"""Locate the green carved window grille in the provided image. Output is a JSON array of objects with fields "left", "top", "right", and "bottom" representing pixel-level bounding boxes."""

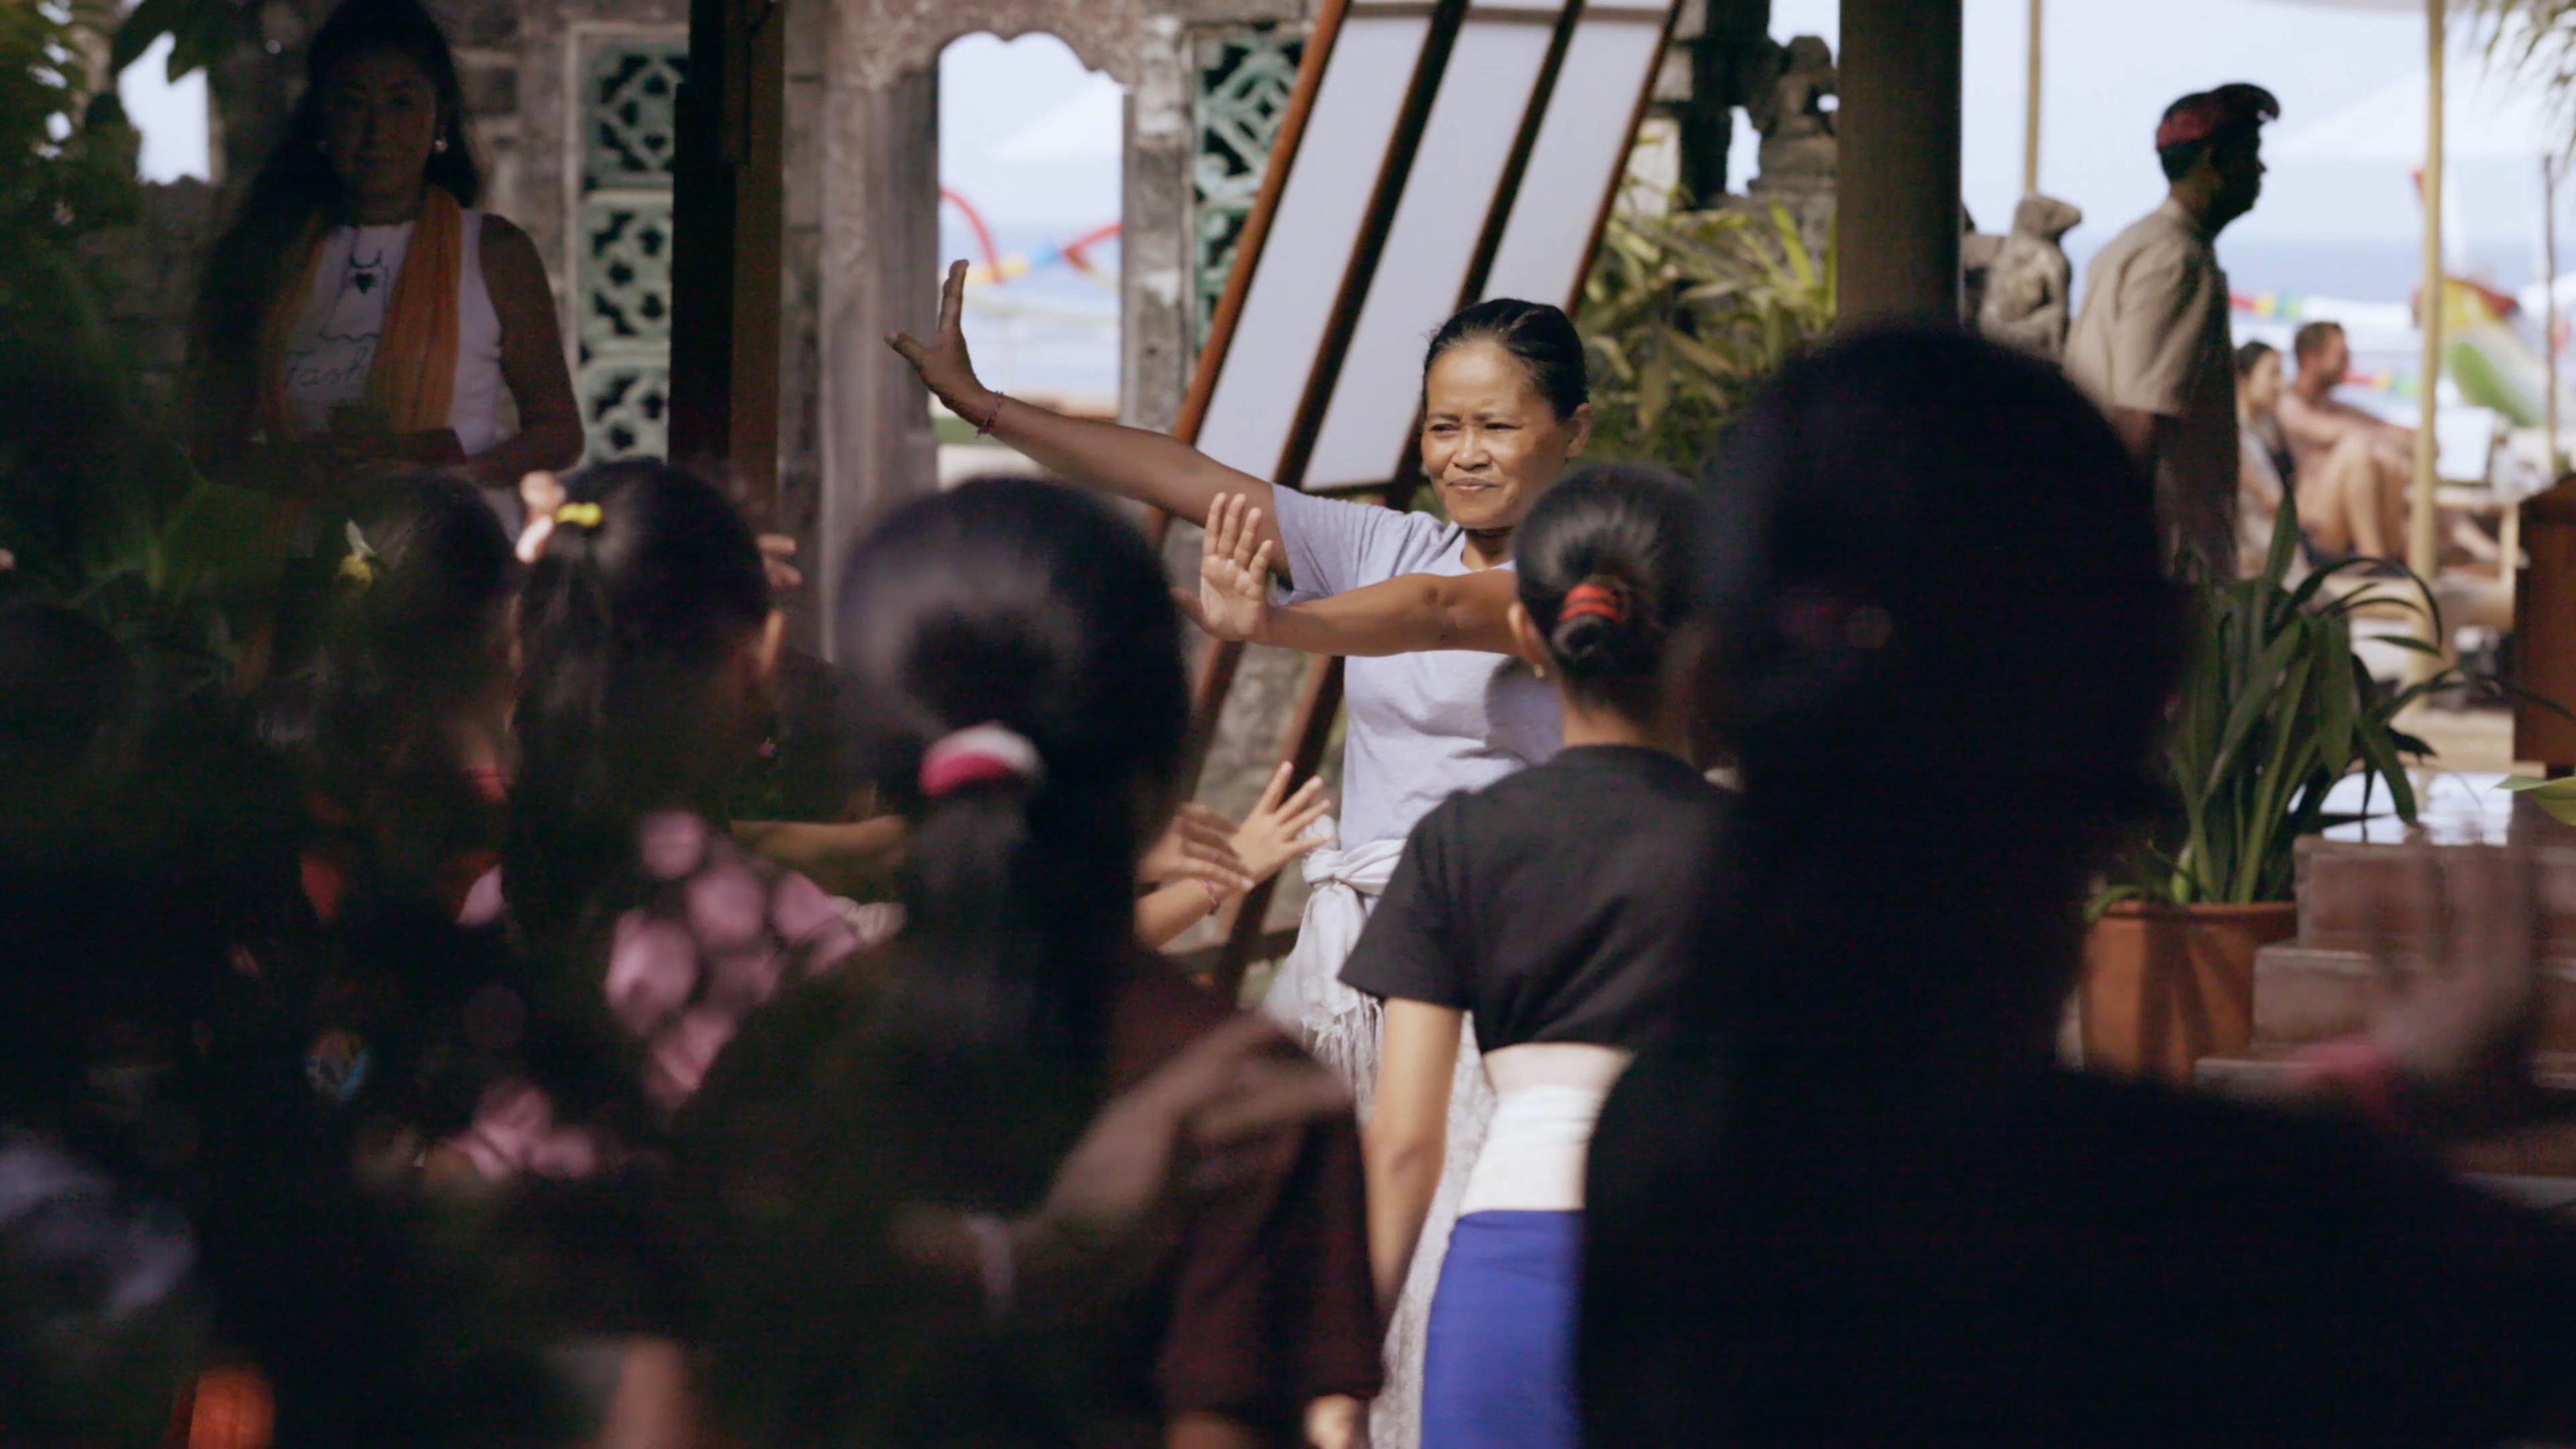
[
  {"left": 1191, "top": 24, "right": 1305, "bottom": 352},
  {"left": 577, "top": 36, "right": 686, "bottom": 462}
]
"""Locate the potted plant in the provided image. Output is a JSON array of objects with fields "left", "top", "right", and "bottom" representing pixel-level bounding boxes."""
[{"left": 2084, "top": 501, "right": 2451, "bottom": 1080}]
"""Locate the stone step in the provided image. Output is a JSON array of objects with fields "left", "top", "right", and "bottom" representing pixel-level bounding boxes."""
[
  {"left": 2291, "top": 833, "right": 2576, "bottom": 957},
  {"left": 2249, "top": 945, "right": 2576, "bottom": 1050}
]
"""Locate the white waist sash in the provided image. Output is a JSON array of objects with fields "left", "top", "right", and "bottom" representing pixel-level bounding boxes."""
[
  {"left": 1457, "top": 1042, "right": 1633, "bottom": 1215},
  {"left": 1259, "top": 819, "right": 1403, "bottom": 1106}
]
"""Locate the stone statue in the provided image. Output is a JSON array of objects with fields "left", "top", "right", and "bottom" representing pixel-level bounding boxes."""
[
  {"left": 1741, "top": 34, "right": 1836, "bottom": 191},
  {"left": 1961, "top": 205, "right": 2002, "bottom": 327},
  {"left": 1977, "top": 195, "right": 2085, "bottom": 360}
]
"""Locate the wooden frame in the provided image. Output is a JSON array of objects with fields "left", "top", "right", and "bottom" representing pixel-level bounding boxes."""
[{"left": 668, "top": 0, "right": 786, "bottom": 511}]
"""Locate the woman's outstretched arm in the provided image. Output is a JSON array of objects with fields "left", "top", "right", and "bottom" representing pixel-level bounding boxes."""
[
  {"left": 889, "top": 262, "right": 1292, "bottom": 572},
  {"left": 1176, "top": 494, "right": 1522, "bottom": 658}
]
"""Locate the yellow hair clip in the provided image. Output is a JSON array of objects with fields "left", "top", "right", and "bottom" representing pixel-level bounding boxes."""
[
  {"left": 337, "top": 520, "right": 378, "bottom": 588},
  {"left": 555, "top": 502, "right": 604, "bottom": 529}
]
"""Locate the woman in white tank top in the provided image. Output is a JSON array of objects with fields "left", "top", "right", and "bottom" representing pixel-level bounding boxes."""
[{"left": 194, "top": 0, "right": 582, "bottom": 519}]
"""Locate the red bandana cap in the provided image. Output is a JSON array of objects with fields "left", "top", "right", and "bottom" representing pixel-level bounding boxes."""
[{"left": 2155, "top": 83, "right": 2280, "bottom": 151}]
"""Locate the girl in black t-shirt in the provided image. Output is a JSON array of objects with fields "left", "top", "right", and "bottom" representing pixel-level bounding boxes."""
[{"left": 1316, "top": 465, "right": 1722, "bottom": 1449}]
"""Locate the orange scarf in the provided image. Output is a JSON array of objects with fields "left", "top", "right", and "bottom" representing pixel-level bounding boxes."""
[{"left": 256, "top": 186, "right": 465, "bottom": 441}]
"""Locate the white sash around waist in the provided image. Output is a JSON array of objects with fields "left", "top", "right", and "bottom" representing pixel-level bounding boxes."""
[
  {"left": 1457, "top": 1042, "right": 1633, "bottom": 1215},
  {"left": 1259, "top": 819, "right": 1403, "bottom": 1106}
]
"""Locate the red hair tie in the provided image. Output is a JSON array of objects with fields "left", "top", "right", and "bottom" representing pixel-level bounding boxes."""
[
  {"left": 920, "top": 723, "right": 1044, "bottom": 799},
  {"left": 1560, "top": 582, "right": 1626, "bottom": 625}
]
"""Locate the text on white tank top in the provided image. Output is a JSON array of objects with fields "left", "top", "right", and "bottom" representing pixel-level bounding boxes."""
[{"left": 277, "top": 209, "right": 507, "bottom": 457}]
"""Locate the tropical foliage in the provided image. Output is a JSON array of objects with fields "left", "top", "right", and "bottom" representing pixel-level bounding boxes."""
[
  {"left": 1, "top": 0, "right": 281, "bottom": 698},
  {"left": 1, "top": 0, "right": 141, "bottom": 319},
  {"left": 1574, "top": 196, "right": 1835, "bottom": 467},
  {"left": 2478, "top": 0, "right": 2576, "bottom": 123},
  {"left": 2100, "top": 502, "right": 2464, "bottom": 909}
]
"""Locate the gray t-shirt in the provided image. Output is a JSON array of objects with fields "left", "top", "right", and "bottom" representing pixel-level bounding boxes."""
[{"left": 1268, "top": 486, "right": 1562, "bottom": 849}]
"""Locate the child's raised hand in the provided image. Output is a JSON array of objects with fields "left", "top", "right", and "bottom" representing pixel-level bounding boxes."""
[{"left": 1228, "top": 762, "right": 1331, "bottom": 888}]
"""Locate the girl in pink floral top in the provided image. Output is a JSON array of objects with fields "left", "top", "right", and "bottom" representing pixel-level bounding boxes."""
[{"left": 443, "top": 462, "right": 877, "bottom": 1182}]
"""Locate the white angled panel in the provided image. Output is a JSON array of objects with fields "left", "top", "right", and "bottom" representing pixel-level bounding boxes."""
[
  {"left": 1478, "top": 3, "right": 1666, "bottom": 312},
  {"left": 1301, "top": 8, "right": 1559, "bottom": 491},
  {"left": 1195, "top": 13, "right": 1430, "bottom": 481}
]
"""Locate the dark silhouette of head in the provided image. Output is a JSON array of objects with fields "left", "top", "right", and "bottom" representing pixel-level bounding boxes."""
[{"left": 1691, "top": 327, "right": 2182, "bottom": 1057}]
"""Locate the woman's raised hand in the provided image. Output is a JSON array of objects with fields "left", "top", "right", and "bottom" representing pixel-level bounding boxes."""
[
  {"left": 1230, "top": 762, "right": 1332, "bottom": 887},
  {"left": 1176, "top": 493, "right": 1275, "bottom": 643},
  {"left": 885, "top": 260, "right": 991, "bottom": 418}
]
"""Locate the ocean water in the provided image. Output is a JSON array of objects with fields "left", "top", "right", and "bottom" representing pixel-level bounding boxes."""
[{"left": 2189, "top": 236, "right": 2546, "bottom": 305}]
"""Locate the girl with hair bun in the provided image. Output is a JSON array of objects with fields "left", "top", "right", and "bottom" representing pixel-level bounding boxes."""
[
  {"left": 684, "top": 478, "right": 1379, "bottom": 1449},
  {"left": 1203, "top": 466, "right": 1726, "bottom": 1449}
]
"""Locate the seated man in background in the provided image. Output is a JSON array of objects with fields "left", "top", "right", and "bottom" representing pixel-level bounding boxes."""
[{"left": 2277, "top": 320, "right": 2495, "bottom": 568}]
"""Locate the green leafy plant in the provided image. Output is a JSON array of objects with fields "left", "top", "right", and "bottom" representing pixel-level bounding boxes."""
[
  {"left": 0, "top": 287, "right": 286, "bottom": 698},
  {"left": 1, "top": 0, "right": 281, "bottom": 698},
  {"left": 2100, "top": 500, "right": 2470, "bottom": 909},
  {"left": 1576, "top": 195, "right": 1835, "bottom": 466},
  {"left": 1, "top": 0, "right": 142, "bottom": 319}
]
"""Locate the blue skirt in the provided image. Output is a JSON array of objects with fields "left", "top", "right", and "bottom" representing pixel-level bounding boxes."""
[{"left": 1419, "top": 1210, "right": 1583, "bottom": 1449}]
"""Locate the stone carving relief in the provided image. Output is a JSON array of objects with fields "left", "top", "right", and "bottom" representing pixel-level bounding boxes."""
[
  {"left": 1191, "top": 23, "right": 1305, "bottom": 347},
  {"left": 1977, "top": 194, "right": 2083, "bottom": 360},
  {"left": 1722, "top": 32, "right": 1835, "bottom": 262},
  {"left": 585, "top": 42, "right": 686, "bottom": 184},
  {"left": 573, "top": 31, "right": 686, "bottom": 462},
  {"left": 1740, "top": 33, "right": 1835, "bottom": 193}
]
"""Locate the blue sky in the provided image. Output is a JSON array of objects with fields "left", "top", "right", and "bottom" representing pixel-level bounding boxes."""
[{"left": 118, "top": 3, "right": 2571, "bottom": 262}]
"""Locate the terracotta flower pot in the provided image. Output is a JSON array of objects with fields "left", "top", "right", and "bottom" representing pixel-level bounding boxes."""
[{"left": 2080, "top": 902, "right": 2298, "bottom": 1083}]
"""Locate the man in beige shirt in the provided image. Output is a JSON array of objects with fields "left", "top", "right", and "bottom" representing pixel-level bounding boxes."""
[{"left": 2064, "top": 83, "right": 2277, "bottom": 580}]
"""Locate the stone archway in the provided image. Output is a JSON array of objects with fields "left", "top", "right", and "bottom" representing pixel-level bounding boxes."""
[
  {"left": 796, "top": 0, "right": 1307, "bottom": 659},
  {"left": 796, "top": 0, "right": 1145, "bottom": 658}
]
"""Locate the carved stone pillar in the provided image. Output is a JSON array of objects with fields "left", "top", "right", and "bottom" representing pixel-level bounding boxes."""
[
  {"left": 1124, "top": 11, "right": 1195, "bottom": 433},
  {"left": 814, "top": 62, "right": 938, "bottom": 659}
]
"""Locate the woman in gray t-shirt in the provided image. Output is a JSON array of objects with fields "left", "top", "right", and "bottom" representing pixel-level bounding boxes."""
[{"left": 895, "top": 266, "right": 1595, "bottom": 1446}]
